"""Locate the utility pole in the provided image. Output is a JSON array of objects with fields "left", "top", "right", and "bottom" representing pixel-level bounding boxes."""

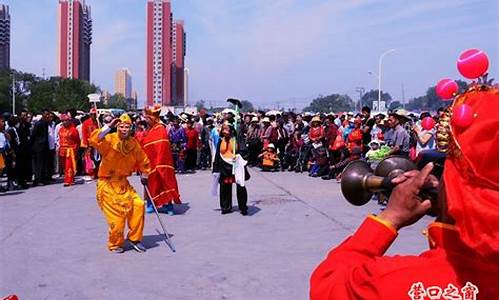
[
  {"left": 355, "top": 87, "right": 365, "bottom": 112},
  {"left": 401, "top": 83, "right": 406, "bottom": 109},
  {"left": 12, "top": 74, "right": 15, "bottom": 115}
]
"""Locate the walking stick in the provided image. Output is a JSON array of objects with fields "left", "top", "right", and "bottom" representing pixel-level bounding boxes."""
[{"left": 143, "top": 184, "right": 177, "bottom": 253}]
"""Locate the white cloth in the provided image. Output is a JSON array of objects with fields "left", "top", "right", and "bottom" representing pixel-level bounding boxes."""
[
  {"left": 234, "top": 154, "right": 248, "bottom": 187},
  {"left": 98, "top": 125, "right": 111, "bottom": 139},
  {"left": 48, "top": 122, "right": 56, "bottom": 150},
  {"left": 55, "top": 123, "right": 62, "bottom": 150},
  {"left": 211, "top": 173, "right": 220, "bottom": 197},
  {"left": 0, "top": 132, "right": 8, "bottom": 150}
]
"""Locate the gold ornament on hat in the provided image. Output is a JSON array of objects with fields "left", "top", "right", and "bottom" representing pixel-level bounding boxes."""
[{"left": 118, "top": 113, "right": 132, "bottom": 125}]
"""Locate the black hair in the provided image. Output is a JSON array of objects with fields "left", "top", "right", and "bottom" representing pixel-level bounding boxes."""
[
  {"left": 68, "top": 108, "right": 77, "bottom": 118},
  {"left": 8, "top": 115, "right": 19, "bottom": 127},
  {"left": 361, "top": 106, "right": 371, "bottom": 114}
]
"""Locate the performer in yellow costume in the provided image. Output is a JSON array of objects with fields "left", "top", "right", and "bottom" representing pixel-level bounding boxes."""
[{"left": 89, "top": 113, "right": 152, "bottom": 253}]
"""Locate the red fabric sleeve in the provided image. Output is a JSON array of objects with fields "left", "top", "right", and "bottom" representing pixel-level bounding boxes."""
[{"left": 310, "top": 216, "right": 397, "bottom": 300}]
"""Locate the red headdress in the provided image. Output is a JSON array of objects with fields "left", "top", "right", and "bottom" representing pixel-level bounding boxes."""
[
  {"left": 144, "top": 104, "right": 162, "bottom": 123},
  {"left": 442, "top": 82, "right": 498, "bottom": 260}
]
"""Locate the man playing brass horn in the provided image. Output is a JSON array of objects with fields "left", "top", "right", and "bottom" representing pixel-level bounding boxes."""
[{"left": 310, "top": 84, "right": 498, "bottom": 299}]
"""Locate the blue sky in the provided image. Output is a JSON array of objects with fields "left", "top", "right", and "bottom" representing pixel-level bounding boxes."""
[{"left": 5, "top": 0, "right": 499, "bottom": 109}]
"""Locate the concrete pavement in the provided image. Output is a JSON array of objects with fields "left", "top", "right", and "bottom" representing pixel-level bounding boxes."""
[{"left": 0, "top": 168, "right": 432, "bottom": 300}]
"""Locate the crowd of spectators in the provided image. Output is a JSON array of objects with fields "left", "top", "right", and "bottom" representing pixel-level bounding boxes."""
[{"left": 0, "top": 105, "right": 446, "bottom": 192}]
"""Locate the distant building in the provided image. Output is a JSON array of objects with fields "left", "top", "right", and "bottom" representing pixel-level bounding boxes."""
[
  {"left": 146, "top": 0, "right": 173, "bottom": 107},
  {"left": 172, "top": 19, "right": 186, "bottom": 106},
  {"left": 128, "top": 90, "right": 138, "bottom": 110},
  {"left": 114, "top": 68, "right": 132, "bottom": 98},
  {"left": 183, "top": 67, "right": 189, "bottom": 107},
  {"left": 57, "top": 0, "right": 92, "bottom": 81},
  {"left": 102, "top": 90, "right": 111, "bottom": 106},
  {"left": 0, "top": 5, "right": 10, "bottom": 71}
]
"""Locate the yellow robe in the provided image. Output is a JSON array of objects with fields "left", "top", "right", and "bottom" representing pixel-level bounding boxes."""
[{"left": 89, "top": 128, "right": 152, "bottom": 250}]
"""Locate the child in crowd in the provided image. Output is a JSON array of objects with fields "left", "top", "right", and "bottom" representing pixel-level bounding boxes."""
[{"left": 259, "top": 144, "right": 280, "bottom": 172}]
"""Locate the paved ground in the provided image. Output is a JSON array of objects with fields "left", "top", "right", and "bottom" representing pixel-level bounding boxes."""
[{"left": 0, "top": 168, "right": 432, "bottom": 300}]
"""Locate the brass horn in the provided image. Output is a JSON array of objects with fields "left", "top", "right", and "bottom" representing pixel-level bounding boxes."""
[{"left": 340, "top": 157, "right": 418, "bottom": 206}]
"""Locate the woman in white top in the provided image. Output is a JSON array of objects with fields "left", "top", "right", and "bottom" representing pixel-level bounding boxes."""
[{"left": 412, "top": 116, "right": 435, "bottom": 156}]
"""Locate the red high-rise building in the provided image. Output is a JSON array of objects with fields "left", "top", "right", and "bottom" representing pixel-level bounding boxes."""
[
  {"left": 172, "top": 20, "right": 186, "bottom": 106},
  {"left": 57, "top": 0, "right": 92, "bottom": 81},
  {"left": 146, "top": 0, "right": 173, "bottom": 107}
]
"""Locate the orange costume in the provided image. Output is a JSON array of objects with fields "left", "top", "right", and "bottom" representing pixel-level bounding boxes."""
[
  {"left": 310, "top": 85, "right": 499, "bottom": 299},
  {"left": 58, "top": 115, "right": 80, "bottom": 186},
  {"left": 140, "top": 106, "right": 181, "bottom": 207},
  {"left": 88, "top": 114, "right": 152, "bottom": 251}
]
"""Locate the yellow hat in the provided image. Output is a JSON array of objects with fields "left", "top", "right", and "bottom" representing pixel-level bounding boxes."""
[
  {"left": 118, "top": 113, "right": 132, "bottom": 125},
  {"left": 311, "top": 116, "right": 321, "bottom": 123}
]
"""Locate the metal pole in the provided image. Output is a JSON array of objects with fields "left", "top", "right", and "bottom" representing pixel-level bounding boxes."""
[
  {"left": 12, "top": 75, "right": 15, "bottom": 115},
  {"left": 143, "top": 184, "right": 176, "bottom": 253},
  {"left": 356, "top": 87, "right": 365, "bottom": 112},
  {"left": 378, "top": 49, "right": 396, "bottom": 112}
]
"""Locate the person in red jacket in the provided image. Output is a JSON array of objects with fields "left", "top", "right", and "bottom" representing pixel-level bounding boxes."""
[
  {"left": 140, "top": 106, "right": 181, "bottom": 216},
  {"left": 310, "top": 84, "right": 499, "bottom": 300},
  {"left": 184, "top": 120, "right": 199, "bottom": 173},
  {"left": 58, "top": 113, "right": 80, "bottom": 186},
  {"left": 81, "top": 108, "right": 99, "bottom": 179},
  {"left": 347, "top": 117, "right": 363, "bottom": 153}
]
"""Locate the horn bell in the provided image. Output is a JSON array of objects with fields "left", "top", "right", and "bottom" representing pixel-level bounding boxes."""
[{"left": 341, "top": 160, "right": 374, "bottom": 206}]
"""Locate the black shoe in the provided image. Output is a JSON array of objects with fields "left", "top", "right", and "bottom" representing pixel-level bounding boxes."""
[
  {"left": 240, "top": 210, "right": 248, "bottom": 216},
  {"left": 221, "top": 209, "right": 232, "bottom": 215},
  {"left": 129, "top": 241, "right": 147, "bottom": 253},
  {"left": 110, "top": 247, "right": 124, "bottom": 254}
]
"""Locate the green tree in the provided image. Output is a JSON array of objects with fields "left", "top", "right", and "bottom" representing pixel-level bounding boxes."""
[
  {"left": 240, "top": 100, "right": 254, "bottom": 112},
  {"left": 0, "top": 69, "right": 39, "bottom": 113},
  {"left": 361, "top": 89, "right": 392, "bottom": 109},
  {"left": 388, "top": 101, "right": 402, "bottom": 110},
  {"left": 105, "top": 93, "right": 129, "bottom": 110},
  {"left": 406, "top": 80, "right": 468, "bottom": 111},
  {"left": 303, "top": 94, "right": 354, "bottom": 113},
  {"left": 195, "top": 100, "right": 206, "bottom": 111}
]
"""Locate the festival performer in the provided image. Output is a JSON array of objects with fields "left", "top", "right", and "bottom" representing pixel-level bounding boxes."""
[
  {"left": 140, "top": 106, "right": 181, "bottom": 216},
  {"left": 81, "top": 108, "right": 99, "bottom": 179},
  {"left": 88, "top": 113, "right": 151, "bottom": 253},
  {"left": 58, "top": 113, "right": 80, "bottom": 186},
  {"left": 212, "top": 122, "right": 250, "bottom": 215},
  {"left": 310, "top": 83, "right": 499, "bottom": 299}
]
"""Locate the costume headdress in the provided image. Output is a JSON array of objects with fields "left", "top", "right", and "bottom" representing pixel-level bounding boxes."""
[
  {"left": 437, "top": 49, "right": 498, "bottom": 259},
  {"left": 118, "top": 113, "right": 132, "bottom": 125},
  {"left": 144, "top": 104, "right": 161, "bottom": 122}
]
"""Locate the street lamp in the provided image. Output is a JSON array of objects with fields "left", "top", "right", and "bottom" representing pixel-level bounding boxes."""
[{"left": 377, "top": 48, "right": 396, "bottom": 112}]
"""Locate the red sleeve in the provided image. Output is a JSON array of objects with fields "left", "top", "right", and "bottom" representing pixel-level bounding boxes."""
[
  {"left": 310, "top": 216, "right": 398, "bottom": 300},
  {"left": 72, "top": 127, "right": 81, "bottom": 149}
]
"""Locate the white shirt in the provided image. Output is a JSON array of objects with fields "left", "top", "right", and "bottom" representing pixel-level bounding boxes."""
[{"left": 55, "top": 123, "right": 63, "bottom": 149}]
